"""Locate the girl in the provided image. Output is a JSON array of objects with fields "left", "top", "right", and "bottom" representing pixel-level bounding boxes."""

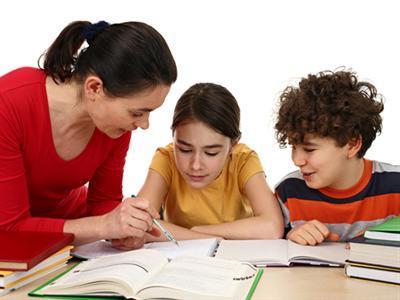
[{"left": 138, "top": 83, "right": 283, "bottom": 241}]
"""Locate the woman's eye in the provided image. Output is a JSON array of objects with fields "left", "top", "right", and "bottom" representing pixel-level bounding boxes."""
[{"left": 131, "top": 112, "right": 143, "bottom": 118}]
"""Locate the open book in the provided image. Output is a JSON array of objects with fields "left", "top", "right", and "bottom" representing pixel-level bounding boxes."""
[
  {"left": 214, "top": 239, "right": 349, "bottom": 266},
  {"left": 30, "top": 249, "right": 262, "bottom": 300},
  {"left": 72, "top": 238, "right": 219, "bottom": 260}
]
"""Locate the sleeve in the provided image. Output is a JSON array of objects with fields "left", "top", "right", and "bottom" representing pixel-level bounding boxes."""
[
  {"left": 86, "top": 132, "right": 132, "bottom": 216},
  {"left": 0, "top": 96, "right": 65, "bottom": 232},
  {"left": 148, "top": 145, "right": 173, "bottom": 186},
  {"left": 275, "top": 182, "right": 291, "bottom": 228},
  {"left": 237, "top": 147, "right": 265, "bottom": 193}
]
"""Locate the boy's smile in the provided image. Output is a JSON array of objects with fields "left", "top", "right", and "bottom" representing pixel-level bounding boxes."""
[{"left": 292, "top": 134, "right": 364, "bottom": 190}]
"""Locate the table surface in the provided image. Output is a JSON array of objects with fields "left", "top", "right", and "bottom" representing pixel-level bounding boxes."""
[{"left": 2, "top": 264, "right": 399, "bottom": 300}]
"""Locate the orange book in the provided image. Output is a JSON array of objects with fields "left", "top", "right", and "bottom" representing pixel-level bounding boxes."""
[{"left": 0, "top": 231, "right": 74, "bottom": 271}]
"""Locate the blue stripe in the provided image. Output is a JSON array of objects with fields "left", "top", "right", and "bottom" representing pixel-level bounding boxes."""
[{"left": 276, "top": 171, "right": 400, "bottom": 204}]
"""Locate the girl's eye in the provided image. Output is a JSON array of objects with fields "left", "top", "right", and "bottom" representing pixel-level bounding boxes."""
[
  {"left": 205, "top": 152, "right": 219, "bottom": 156},
  {"left": 178, "top": 147, "right": 192, "bottom": 153}
]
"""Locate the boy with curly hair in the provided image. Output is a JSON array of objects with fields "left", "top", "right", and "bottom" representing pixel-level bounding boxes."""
[{"left": 274, "top": 69, "right": 400, "bottom": 246}]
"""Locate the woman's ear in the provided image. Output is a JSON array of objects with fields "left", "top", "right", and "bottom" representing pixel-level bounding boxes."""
[
  {"left": 347, "top": 136, "right": 362, "bottom": 158},
  {"left": 84, "top": 76, "right": 103, "bottom": 102}
]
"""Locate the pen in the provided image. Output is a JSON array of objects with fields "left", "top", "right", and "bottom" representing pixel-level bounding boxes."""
[{"left": 131, "top": 195, "right": 179, "bottom": 247}]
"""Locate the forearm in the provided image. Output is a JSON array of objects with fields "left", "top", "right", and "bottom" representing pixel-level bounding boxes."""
[
  {"left": 63, "top": 215, "right": 106, "bottom": 245},
  {"left": 192, "top": 216, "right": 284, "bottom": 240},
  {"left": 145, "top": 220, "right": 219, "bottom": 243}
]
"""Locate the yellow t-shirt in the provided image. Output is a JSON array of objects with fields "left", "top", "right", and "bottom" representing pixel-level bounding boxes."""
[{"left": 149, "top": 143, "right": 264, "bottom": 228}]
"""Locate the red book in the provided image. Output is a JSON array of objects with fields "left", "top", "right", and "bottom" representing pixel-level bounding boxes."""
[{"left": 0, "top": 231, "right": 74, "bottom": 271}]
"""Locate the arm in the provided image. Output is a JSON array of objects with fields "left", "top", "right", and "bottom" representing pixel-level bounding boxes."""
[
  {"left": 64, "top": 196, "right": 159, "bottom": 245},
  {"left": 66, "top": 133, "right": 159, "bottom": 246},
  {"left": 137, "top": 169, "right": 219, "bottom": 241},
  {"left": 191, "top": 172, "right": 284, "bottom": 239}
]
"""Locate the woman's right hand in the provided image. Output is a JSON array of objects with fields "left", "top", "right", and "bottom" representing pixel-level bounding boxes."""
[{"left": 102, "top": 196, "right": 160, "bottom": 240}]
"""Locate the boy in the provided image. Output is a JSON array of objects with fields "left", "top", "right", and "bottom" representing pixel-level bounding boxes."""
[{"left": 274, "top": 69, "right": 400, "bottom": 246}]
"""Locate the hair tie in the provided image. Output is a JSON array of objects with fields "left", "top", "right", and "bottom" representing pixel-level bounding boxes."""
[{"left": 82, "top": 21, "right": 110, "bottom": 45}]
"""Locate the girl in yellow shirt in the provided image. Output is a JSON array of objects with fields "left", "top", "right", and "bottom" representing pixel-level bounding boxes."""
[{"left": 138, "top": 83, "right": 283, "bottom": 241}]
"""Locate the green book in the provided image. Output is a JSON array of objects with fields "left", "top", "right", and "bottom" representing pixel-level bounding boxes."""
[{"left": 364, "top": 217, "right": 400, "bottom": 242}]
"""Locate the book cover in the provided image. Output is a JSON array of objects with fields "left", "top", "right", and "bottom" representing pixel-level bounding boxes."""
[
  {"left": 364, "top": 217, "right": 400, "bottom": 242},
  {"left": 0, "top": 231, "right": 74, "bottom": 271}
]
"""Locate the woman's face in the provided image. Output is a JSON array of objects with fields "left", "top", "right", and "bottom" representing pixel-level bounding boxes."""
[
  {"left": 87, "top": 83, "right": 170, "bottom": 139},
  {"left": 173, "top": 120, "right": 233, "bottom": 189}
]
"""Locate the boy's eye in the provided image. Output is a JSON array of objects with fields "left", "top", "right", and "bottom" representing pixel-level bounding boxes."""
[
  {"left": 205, "top": 152, "right": 219, "bottom": 157},
  {"left": 304, "top": 148, "right": 315, "bottom": 153}
]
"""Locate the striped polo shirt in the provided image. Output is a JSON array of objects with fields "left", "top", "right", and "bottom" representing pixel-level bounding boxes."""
[{"left": 275, "top": 159, "right": 400, "bottom": 241}]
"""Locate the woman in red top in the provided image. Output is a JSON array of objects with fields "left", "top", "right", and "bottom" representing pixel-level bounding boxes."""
[{"left": 0, "top": 20, "right": 177, "bottom": 249}]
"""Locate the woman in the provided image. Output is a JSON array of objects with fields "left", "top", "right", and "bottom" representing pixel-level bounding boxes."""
[
  {"left": 0, "top": 20, "right": 177, "bottom": 249},
  {"left": 138, "top": 83, "right": 283, "bottom": 241}
]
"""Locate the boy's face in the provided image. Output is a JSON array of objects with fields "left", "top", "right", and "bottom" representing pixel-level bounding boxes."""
[
  {"left": 173, "top": 120, "right": 232, "bottom": 189},
  {"left": 291, "top": 134, "right": 357, "bottom": 190}
]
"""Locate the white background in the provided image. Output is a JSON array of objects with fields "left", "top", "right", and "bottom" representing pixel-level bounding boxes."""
[{"left": 1, "top": 0, "right": 399, "bottom": 196}]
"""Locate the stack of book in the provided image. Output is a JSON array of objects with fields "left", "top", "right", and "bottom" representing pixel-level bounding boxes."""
[
  {"left": 0, "top": 231, "right": 74, "bottom": 296},
  {"left": 345, "top": 217, "right": 400, "bottom": 285}
]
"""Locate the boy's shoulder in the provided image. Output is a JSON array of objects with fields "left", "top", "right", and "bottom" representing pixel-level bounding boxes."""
[
  {"left": 275, "top": 169, "right": 303, "bottom": 189},
  {"left": 372, "top": 160, "right": 400, "bottom": 173}
]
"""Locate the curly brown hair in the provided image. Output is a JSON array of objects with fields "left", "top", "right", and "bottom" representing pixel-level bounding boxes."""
[{"left": 275, "top": 70, "right": 384, "bottom": 158}]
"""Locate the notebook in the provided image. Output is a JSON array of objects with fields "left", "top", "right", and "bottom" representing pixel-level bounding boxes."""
[
  {"left": 30, "top": 249, "right": 263, "bottom": 300},
  {"left": 72, "top": 238, "right": 219, "bottom": 260},
  {"left": 214, "top": 239, "right": 349, "bottom": 266},
  {"left": 0, "top": 231, "right": 74, "bottom": 271}
]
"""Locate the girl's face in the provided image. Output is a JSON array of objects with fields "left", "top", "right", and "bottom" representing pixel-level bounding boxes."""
[
  {"left": 173, "top": 119, "right": 233, "bottom": 189},
  {"left": 87, "top": 83, "right": 170, "bottom": 139}
]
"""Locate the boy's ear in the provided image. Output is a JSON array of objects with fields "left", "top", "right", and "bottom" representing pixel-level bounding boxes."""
[
  {"left": 347, "top": 136, "right": 362, "bottom": 158},
  {"left": 84, "top": 76, "right": 103, "bottom": 101}
]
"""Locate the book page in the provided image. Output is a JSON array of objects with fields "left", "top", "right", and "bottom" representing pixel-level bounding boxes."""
[
  {"left": 287, "top": 241, "right": 349, "bottom": 265},
  {"left": 138, "top": 256, "right": 257, "bottom": 300},
  {"left": 41, "top": 249, "right": 168, "bottom": 297},
  {"left": 214, "top": 239, "right": 289, "bottom": 266},
  {"left": 72, "top": 238, "right": 218, "bottom": 260},
  {"left": 144, "top": 238, "right": 219, "bottom": 258}
]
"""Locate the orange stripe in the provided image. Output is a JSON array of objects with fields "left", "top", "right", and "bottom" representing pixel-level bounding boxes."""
[
  {"left": 287, "top": 193, "right": 400, "bottom": 223},
  {"left": 319, "top": 159, "right": 372, "bottom": 198}
]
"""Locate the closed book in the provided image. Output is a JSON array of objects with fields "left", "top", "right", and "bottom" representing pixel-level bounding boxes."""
[
  {"left": 345, "top": 263, "right": 400, "bottom": 285},
  {"left": 364, "top": 217, "right": 400, "bottom": 242},
  {"left": 348, "top": 236, "right": 400, "bottom": 269},
  {"left": 0, "top": 246, "right": 72, "bottom": 287},
  {"left": 0, "top": 231, "right": 74, "bottom": 271}
]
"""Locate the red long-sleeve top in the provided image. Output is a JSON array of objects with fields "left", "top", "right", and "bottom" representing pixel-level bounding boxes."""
[{"left": 0, "top": 68, "right": 131, "bottom": 232}]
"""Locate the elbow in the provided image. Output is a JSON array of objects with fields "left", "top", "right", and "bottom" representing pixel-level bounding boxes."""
[{"left": 256, "top": 218, "right": 284, "bottom": 239}]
